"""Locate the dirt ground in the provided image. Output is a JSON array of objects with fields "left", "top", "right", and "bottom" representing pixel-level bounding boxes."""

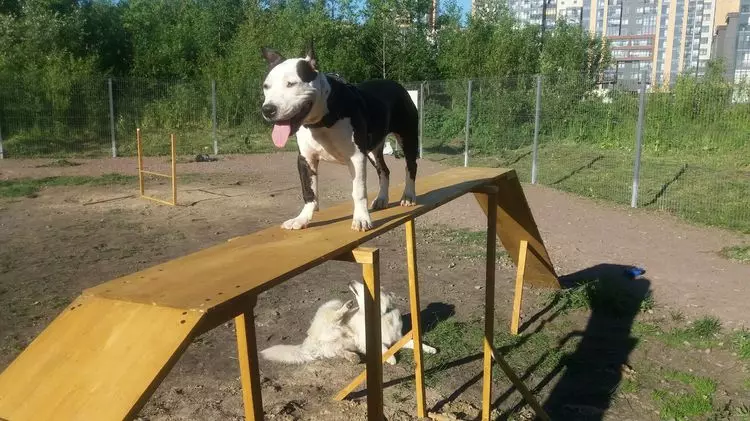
[{"left": 1, "top": 153, "right": 749, "bottom": 420}]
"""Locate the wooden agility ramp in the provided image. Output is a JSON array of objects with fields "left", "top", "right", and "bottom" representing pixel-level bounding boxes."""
[{"left": 0, "top": 167, "right": 559, "bottom": 421}]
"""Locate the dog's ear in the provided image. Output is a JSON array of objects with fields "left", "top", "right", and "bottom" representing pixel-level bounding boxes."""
[
  {"left": 297, "top": 40, "right": 318, "bottom": 83},
  {"left": 261, "top": 47, "right": 285, "bottom": 70},
  {"left": 304, "top": 39, "right": 318, "bottom": 70}
]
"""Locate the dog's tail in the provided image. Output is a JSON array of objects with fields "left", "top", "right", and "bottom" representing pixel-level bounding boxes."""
[{"left": 260, "top": 344, "right": 316, "bottom": 364}]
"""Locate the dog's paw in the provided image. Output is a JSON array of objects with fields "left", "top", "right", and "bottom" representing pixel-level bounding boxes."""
[
  {"left": 400, "top": 193, "right": 416, "bottom": 207},
  {"left": 422, "top": 344, "right": 438, "bottom": 354},
  {"left": 385, "top": 355, "right": 397, "bottom": 365},
  {"left": 351, "top": 215, "right": 372, "bottom": 232},
  {"left": 281, "top": 217, "right": 309, "bottom": 230},
  {"left": 370, "top": 196, "right": 389, "bottom": 210}
]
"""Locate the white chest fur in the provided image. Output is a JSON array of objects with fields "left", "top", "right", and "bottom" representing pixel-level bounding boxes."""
[{"left": 296, "top": 118, "right": 357, "bottom": 164}]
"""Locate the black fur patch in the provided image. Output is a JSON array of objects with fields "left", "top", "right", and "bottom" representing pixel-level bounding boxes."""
[
  {"left": 297, "top": 154, "right": 316, "bottom": 203},
  {"left": 296, "top": 60, "right": 317, "bottom": 83}
]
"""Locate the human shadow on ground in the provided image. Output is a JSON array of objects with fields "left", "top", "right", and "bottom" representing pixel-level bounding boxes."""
[{"left": 493, "top": 263, "right": 651, "bottom": 421}]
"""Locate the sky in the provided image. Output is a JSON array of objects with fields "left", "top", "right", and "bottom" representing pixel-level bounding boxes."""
[{"left": 457, "top": 0, "right": 472, "bottom": 17}]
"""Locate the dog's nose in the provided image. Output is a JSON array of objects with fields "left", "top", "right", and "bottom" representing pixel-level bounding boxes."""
[{"left": 261, "top": 104, "right": 278, "bottom": 119}]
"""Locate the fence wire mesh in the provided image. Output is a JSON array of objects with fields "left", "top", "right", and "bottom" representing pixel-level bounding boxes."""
[{"left": 0, "top": 72, "right": 748, "bottom": 233}]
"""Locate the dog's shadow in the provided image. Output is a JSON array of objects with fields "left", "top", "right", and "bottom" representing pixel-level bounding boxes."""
[{"left": 401, "top": 302, "right": 456, "bottom": 339}]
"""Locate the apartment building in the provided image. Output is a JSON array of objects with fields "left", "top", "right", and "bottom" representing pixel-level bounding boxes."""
[
  {"left": 489, "top": 0, "right": 721, "bottom": 87},
  {"left": 712, "top": 0, "right": 750, "bottom": 82}
]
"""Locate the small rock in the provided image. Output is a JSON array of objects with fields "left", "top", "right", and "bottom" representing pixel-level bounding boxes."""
[
  {"left": 474, "top": 285, "right": 483, "bottom": 290},
  {"left": 449, "top": 262, "right": 456, "bottom": 268}
]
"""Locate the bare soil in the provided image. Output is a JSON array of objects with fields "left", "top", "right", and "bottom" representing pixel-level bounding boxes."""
[{"left": 0, "top": 153, "right": 748, "bottom": 420}]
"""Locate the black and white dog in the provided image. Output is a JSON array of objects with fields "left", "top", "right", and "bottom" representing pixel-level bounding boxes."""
[{"left": 260, "top": 42, "right": 419, "bottom": 232}]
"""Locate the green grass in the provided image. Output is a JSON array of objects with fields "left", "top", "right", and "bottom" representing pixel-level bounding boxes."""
[
  {"left": 546, "top": 278, "right": 654, "bottom": 317},
  {"left": 0, "top": 174, "right": 137, "bottom": 198},
  {"left": 652, "top": 370, "right": 717, "bottom": 420},
  {"left": 421, "top": 225, "right": 511, "bottom": 264},
  {"left": 720, "top": 245, "right": 750, "bottom": 264},
  {"left": 430, "top": 142, "right": 750, "bottom": 234},
  {"left": 731, "top": 330, "right": 750, "bottom": 360},
  {"left": 411, "top": 316, "right": 562, "bottom": 387},
  {"left": 663, "top": 317, "right": 722, "bottom": 349}
]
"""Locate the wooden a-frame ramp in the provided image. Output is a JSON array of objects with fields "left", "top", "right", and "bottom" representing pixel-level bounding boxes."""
[{"left": 0, "top": 167, "right": 559, "bottom": 421}]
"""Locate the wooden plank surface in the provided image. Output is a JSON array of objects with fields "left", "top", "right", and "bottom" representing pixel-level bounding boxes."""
[
  {"left": 85, "top": 167, "right": 523, "bottom": 313},
  {"left": 0, "top": 296, "right": 202, "bottom": 421},
  {"left": 474, "top": 173, "right": 559, "bottom": 289}
]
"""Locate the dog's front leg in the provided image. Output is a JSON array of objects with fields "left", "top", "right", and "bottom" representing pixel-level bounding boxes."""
[
  {"left": 282, "top": 154, "right": 319, "bottom": 230},
  {"left": 348, "top": 153, "right": 372, "bottom": 231}
]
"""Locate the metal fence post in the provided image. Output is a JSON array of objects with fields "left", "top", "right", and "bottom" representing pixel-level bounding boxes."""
[
  {"left": 531, "top": 74, "right": 542, "bottom": 184},
  {"left": 631, "top": 71, "right": 648, "bottom": 208},
  {"left": 212, "top": 79, "right": 218, "bottom": 155},
  {"left": 108, "top": 78, "right": 117, "bottom": 158},
  {"left": 464, "top": 79, "right": 473, "bottom": 168},
  {"left": 0, "top": 120, "right": 4, "bottom": 159},
  {"left": 419, "top": 81, "right": 424, "bottom": 159}
]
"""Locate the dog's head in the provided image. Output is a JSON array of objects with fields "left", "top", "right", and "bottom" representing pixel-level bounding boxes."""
[
  {"left": 348, "top": 280, "right": 393, "bottom": 315},
  {"left": 260, "top": 40, "right": 323, "bottom": 148}
]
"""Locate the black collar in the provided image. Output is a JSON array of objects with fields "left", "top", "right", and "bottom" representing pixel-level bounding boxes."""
[
  {"left": 303, "top": 111, "right": 338, "bottom": 129},
  {"left": 303, "top": 73, "right": 346, "bottom": 129}
]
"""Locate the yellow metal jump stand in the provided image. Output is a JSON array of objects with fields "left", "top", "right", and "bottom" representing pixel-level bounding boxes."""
[{"left": 136, "top": 128, "right": 177, "bottom": 206}]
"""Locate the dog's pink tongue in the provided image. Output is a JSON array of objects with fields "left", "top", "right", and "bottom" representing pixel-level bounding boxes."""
[{"left": 272, "top": 123, "right": 292, "bottom": 148}]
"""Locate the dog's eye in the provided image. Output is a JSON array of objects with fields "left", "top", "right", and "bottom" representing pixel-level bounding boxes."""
[{"left": 286, "top": 81, "right": 297, "bottom": 87}]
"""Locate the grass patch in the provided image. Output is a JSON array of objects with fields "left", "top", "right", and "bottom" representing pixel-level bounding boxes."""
[
  {"left": 719, "top": 245, "right": 750, "bottom": 264},
  {"left": 652, "top": 370, "right": 717, "bottom": 420},
  {"left": 0, "top": 174, "right": 137, "bottom": 198},
  {"left": 547, "top": 278, "right": 653, "bottom": 317},
  {"left": 662, "top": 317, "right": 722, "bottom": 349},
  {"left": 730, "top": 330, "right": 750, "bottom": 360},
  {"left": 433, "top": 142, "right": 750, "bottom": 233},
  {"left": 413, "top": 316, "right": 563, "bottom": 387},
  {"left": 421, "top": 225, "right": 510, "bottom": 264},
  {"left": 35, "top": 158, "right": 82, "bottom": 168}
]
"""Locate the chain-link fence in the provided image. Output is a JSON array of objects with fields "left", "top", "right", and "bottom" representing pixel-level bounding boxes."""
[{"left": 1, "top": 73, "right": 749, "bottom": 233}]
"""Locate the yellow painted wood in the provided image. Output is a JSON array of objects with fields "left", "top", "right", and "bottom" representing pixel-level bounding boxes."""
[
  {"left": 139, "top": 170, "right": 172, "bottom": 178},
  {"left": 510, "top": 240, "right": 529, "bottom": 335},
  {"left": 0, "top": 296, "right": 201, "bottom": 421},
  {"left": 170, "top": 133, "right": 177, "bottom": 206},
  {"left": 361, "top": 248, "right": 384, "bottom": 421},
  {"left": 333, "top": 331, "right": 414, "bottom": 401},
  {"left": 235, "top": 297, "right": 264, "bottom": 421},
  {"left": 0, "top": 166, "right": 560, "bottom": 421},
  {"left": 86, "top": 167, "right": 522, "bottom": 313},
  {"left": 481, "top": 191, "right": 497, "bottom": 421},
  {"left": 473, "top": 174, "right": 559, "bottom": 289},
  {"left": 137, "top": 128, "right": 144, "bottom": 196},
  {"left": 405, "top": 219, "right": 427, "bottom": 418}
]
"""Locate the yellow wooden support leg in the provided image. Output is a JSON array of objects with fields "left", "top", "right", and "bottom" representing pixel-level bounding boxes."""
[
  {"left": 356, "top": 248, "right": 385, "bottom": 421},
  {"left": 405, "top": 219, "right": 427, "bottom": 417},
  {"left": 481, "top": 188, "right": 498, "bottom": 421},
  {"left": 170, "top": 133, "right": 177, "bottom": 206},
  {"left": 333, "top": 331, "right": 414, "bottom": 401},
  {"left": 235, "top": 296, "right": 264, "bottom": 421},
  {"left": 511, "top": 240, "right": 528, "bottom": 335},
  {"left": 136, "top": 128, "right": 144, "bottom": 196}
]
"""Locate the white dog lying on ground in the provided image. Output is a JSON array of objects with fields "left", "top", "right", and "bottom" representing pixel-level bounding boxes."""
[{"left": 260, "top": 281, "right": 437, "bottom": 364}]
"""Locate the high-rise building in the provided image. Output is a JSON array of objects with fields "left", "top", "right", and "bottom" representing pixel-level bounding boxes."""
[
  {"left": 711, "top": 0, "right": 750, "bottom": 82},
  {"left": 492, "top": 0, "right": 723, "bottom": 87}
]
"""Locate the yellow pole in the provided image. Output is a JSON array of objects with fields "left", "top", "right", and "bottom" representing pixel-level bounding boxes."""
[{"left": 170, "top": 133, "right": 177, "bottom": 206}]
